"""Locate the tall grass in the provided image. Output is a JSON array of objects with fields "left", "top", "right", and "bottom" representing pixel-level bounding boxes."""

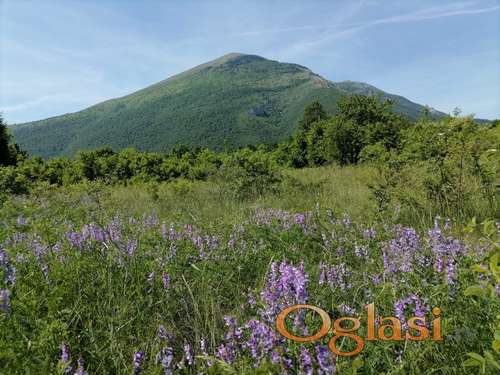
[{"left": 0, "top": 164, "right": 497, "bottom": 374}]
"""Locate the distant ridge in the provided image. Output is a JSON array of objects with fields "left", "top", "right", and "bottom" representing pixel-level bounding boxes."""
[{"left": 12, "top": 53, "right": 447, "bottom": 158}]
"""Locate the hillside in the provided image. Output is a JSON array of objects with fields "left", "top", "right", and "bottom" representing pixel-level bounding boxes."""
[{"left": 11, "top": 53, "right": 445, "bottom": 158}]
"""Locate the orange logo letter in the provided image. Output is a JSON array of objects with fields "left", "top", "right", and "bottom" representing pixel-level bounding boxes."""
[
  {"left": 329, "top": 317, "right": 365, "bottom": 356},
  {"left": 276, "top": 304, "right": 331, "bottom": 342}
]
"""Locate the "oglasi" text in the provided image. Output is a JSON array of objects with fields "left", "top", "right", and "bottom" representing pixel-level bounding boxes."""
[{"left": 275, "top": 303, "right": 443, "bottom": 356}]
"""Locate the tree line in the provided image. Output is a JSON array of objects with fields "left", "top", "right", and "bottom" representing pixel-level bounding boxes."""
[{"left": 1, "top": 96, "right": 498, "bottom": 215}]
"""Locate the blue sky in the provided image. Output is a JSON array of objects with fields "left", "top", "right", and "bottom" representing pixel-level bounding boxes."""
[{"left": 1, "top": 0, "right": 499, "bottom": 123}]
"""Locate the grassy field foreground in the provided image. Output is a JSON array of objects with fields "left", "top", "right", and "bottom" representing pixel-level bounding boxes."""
[{"left": 0, "top": 165, "right": 498, "bottom": 374}]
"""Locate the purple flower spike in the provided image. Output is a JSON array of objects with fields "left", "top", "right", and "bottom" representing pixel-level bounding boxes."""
[
  {"left": 0, "top": 245, "right": 16, "bottom": 286},
  {"left": 60, "top": 342, "right": 72, "bottom": 373},
  {"left": 259, "top": 260, "right": 309, "bottom": 325},
  {"left": 160, "top": 347, "right": 174, "bottom": 375},
  {"left": 133, "top": 351, "right": 145, "bottom": 374},
  {"left": 158, "top": 325, "right": 172, "bottom": 341},
  {"left": 0, "top": 289, "right": 10, "bottom": 313},
  {"left": 126, "top": 239, "right": 138, "bottom": 256},
  {"left": 200, "top": 337, "right": 212, "bottom": 367},
  {"left": 162, "top": 273, "right": 170, "bottom": 289},
  {"left": 75, "top": 357, "right": 88, "bottom": 375},
  {"left": 183, "top": 341, "right": 193, "bottom": 366},
  {"left": 316, "top": 345, "right": 336, "bottom": 374},
  {"left": 299, "top": 346, "right": 313, "bottom": 375}
]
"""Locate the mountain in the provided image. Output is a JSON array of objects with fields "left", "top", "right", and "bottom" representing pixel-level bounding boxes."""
[{"left": 11, "top": 53, "right": 446, "bottom": 158}]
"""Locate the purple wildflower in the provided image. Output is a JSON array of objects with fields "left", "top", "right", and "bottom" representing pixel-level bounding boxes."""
[
  {"left": 126, "top": 239, "right": 138, "bottom": 256},
  {"left": 160, "top": 347, "right": 174, "bottom": 375},
  {"left": 74, "top": 357, "right": 88, "bottom": 375},
  {"left": 32, "top": 240, "right": 49, "bottom": 279},
  {"left": 61, "top": 342, "right": 71, "bottom": 362},
  {"left": 169, "top": 242, "right": 177, "bottom": 259},
  {"left": 183, "top": 341, "right": 193, "bottom": 366},
  {"left": 322, "top": 263, "right": 351, "bottom": 291},
  {"left": 67, "top": 231, "right": 85, "bottom": 250},
  {"left": 243, "top": 319, "right": 276, "bottom": 367},
  {"left": 133, "top": 351, "right": 145, "bottom": 374},
  {"left": 371, "top": 273, "right": 382, "bottom": 285},
  {"left": 60, "top": 342, "right": 72, "bottom": 373},
  {"left": 341, "top": 214, "right": 351, "bottom": 228},
  {"left": 245, "top": 289, "right": 257, "bottom": 307},
  {"left": 270, "top": 350, "right": 281, "bottom": 364},
  {"left": 339, "top": 303, "right": 356, "bottom": 315},
  {"left": 0, "top": 245, "right": 16, "bottom": 286},
  {"left": 162, "top": 273, "right": 170, "bottom": 289},
  {"left": 107, "top": 216, "right": 122, "bottom": 242},
  {"left": 216, "top": 343, "right": 236, "bottom": 364},
  {"left": 295, "top": 213, "right": 306, "bottom": 226},
  {"left": 52, "top": 242, "right": 62, "bottom": 253},
  {"left": 319, "top": 262, "right": 326, "bottom": 285},
  {"left": 158, "top": 325, "right": 172, "bottom": 341},
  {"left": 228, "top": 231, "right": 236, "bottom": 249},
  {"left": 354, "top": 243, "right": 368, "bottom": 257},
  {"left": 89, "top": 223, "right": 105, "bottom": 243},
  {"left": 0, "top": 289, "right": 10, "bottom": 313},
  {"left": 394, "top": 294, "right": 428, "bottom": 330},
  {"left": 383, "top": 226, "right": 421, "bottom": 277},
  {"left": 200, "top": 337, "right": 212, "bottom": 367},
  {"left": 143, "top": 212, "right": 158, "bottom": 229},
  {"left": 316, "top": 345, "right": 336, "bottom": 374},
  {"left": 259, "top": 260, "right": 309, "bottom": 325},
  {"left": 169, "top": 224, "right": 176, "bottom": 241},
  {"left": 299, "top": 347, "right": 313, "bottom": 375},
  {"left": 428, "top": 220, "right": 465, "bottom": 285},
  {"left": 363, "top": 227, "right": 376, "bottom": 240}
]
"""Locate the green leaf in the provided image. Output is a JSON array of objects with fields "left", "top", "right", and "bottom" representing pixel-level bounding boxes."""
[
  {"left": 495, "top": 330, "right": 500, "bottom": 342},
  {"left": 465, "top": 353, "right": 486, "bottom": 374},
  {"left": 484, "top": 351, "right": 500, "bottom": 370},
  {"left": 493, "top": 340, "right": 500, "bottom": 353},
  {"left": 472, "top": 264, "right": 489, "bottom": 274},
  {"left": 463, "top": 358, "right": 480, "bottom": 368},
  {"left": 467, "top": 352, "right": 485, "bottom": 363},
  {"left": 464, "top": 285, "right": 487, "bottom": 298},
  {"left": 490, "top": 253, "right": 500, "bottom": 281},
  {"left": 463, "top": 217, "right": 477, "bottom": 233},
  {"left": 482, "top": 219, "right": 497, "bottom": 238}
]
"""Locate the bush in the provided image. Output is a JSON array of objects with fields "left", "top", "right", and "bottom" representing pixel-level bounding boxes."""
[
  {"left": 217, "top": 148, "right": 282, "bottom": 199},
  {"left": 0, "top": 166, "right": 30, "bottom": 195}
]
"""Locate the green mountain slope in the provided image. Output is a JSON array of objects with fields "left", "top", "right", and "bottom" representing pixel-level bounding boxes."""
[{"left": 11, "top": 53, "right": 446, "bottom": 158}]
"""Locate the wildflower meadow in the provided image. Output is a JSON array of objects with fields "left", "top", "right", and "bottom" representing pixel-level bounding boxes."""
[
  {"left": 0, "top": 176, "right": 498, "bottom": 374},
  {"left": 0, "top": 98, "right": 498, "bottom": 374}
]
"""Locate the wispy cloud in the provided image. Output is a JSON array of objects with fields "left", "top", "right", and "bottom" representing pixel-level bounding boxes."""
[
  {"left": 217, "top": 2, "right": 500, "bottom": 40},
  {"left": 276, "top": 2, "right": 500, "bottom": 59},
  {"left": 365, "top": 3, "right": 500, "bottom": 25}
]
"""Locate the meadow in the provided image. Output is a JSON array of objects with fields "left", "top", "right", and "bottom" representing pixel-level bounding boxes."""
[
  {"left": 0, "top": 162, "right": 498, "bottom": 374},
  {"left": 0, "top": 98, "right": 499, "bottom": 374}
]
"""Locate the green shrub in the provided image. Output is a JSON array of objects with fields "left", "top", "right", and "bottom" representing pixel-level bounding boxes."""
[
  {"left": 0, "top": 166, "right": 30, "bottom": 195},
  {"left": 217, "top": 149, "right": 282, "bottom": 199}
]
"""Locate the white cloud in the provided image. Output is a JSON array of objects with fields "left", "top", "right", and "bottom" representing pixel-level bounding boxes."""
[{"left": 270, "top": 2, "right": 500, "bottom": 59}]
